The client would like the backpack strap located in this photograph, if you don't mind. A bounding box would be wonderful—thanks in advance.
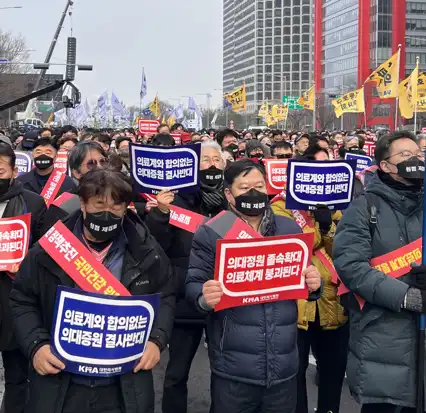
[365,193,378,239]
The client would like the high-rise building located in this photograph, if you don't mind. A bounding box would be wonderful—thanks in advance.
[223,0,313,113]
[314,0,426,129]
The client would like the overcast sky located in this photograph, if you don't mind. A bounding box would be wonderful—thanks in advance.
[2,0,223,108]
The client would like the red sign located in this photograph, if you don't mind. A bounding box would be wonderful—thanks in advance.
[171,133,182,145]
[138,119,160,136]
[40,222,131,297]
[54,149,69,175]
[422,127,426,134]
[213,232,314,311]
[0,214,31,272]
[52,192,75,208]
[263,159,288,195]
[363,141,376,158]
[40,171,66,207]
[169,205,207,233]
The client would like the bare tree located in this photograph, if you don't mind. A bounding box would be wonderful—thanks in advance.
[287,110,306,130]
[0,29,32,74]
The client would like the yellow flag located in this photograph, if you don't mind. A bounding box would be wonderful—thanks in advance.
[224,84,247,112]
[167,115,176,127]
[332,88,365,118]
[47,112,54,124]
[149,95,160,118]
[298,86,315,110]
[258,102,269,118]
[417,73,426,112]
[271,105,289,121]
[265,112,276,127]
[367,50,400,98]
[398,61,419,119]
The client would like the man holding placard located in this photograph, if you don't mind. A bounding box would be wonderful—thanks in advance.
[0,143,46,413]
[10,169,176,413]
[186,159,321,413]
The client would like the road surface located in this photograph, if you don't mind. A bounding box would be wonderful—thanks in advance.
[0,345,360,412]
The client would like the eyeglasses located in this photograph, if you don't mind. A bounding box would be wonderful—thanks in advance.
[386,150,425,160]
[84,158,109,170]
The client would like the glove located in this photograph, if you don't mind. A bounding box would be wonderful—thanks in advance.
[409,264,426,290]
[404,287,426,313]
[312,204,332,234]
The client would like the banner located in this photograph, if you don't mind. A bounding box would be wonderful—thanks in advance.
[51,286,159,377]
[223,84,247,112]
[332,87,365,118]
[345,153,372,173]
[54,149,69,175]
[138,120,160,136]
[285,160,356,211]
[130,143,201,194]
[40,222,131,297]
[0,214,31,272]
[14,151,32,176]
[40,171,66,207]
[263,159,288,195]
[213,233,314,311]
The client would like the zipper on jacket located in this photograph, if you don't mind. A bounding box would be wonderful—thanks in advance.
[220,316,227,352]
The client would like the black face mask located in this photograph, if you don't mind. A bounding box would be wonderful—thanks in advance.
[200,165,223,187]
[0,178,11,196]
[238,150,246,157]
[249,153,264,160]
[276,154,292,159]
[395,157,425,182]
[84,211,123,241]
[226,143,238,154]
[233,188,269,216]
[34,154,54,170]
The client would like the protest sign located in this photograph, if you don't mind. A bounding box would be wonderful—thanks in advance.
[14,151,32,176]
[51,286,159,377]
[40,222,131,297]
[40,171,66,207]
[138,120,160,136]
[285,160,356,211]
[263,159,288,195]
[171,133,182,145]
[363,141,376,158]
[214,232,313,311]
[0,214,31,272]
[345,153,372,173]
[54,149,70,175]
[130,143,201,194]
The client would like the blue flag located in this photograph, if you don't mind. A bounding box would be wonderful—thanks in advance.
[51,286,159,377]
[285,159,356,211]
[129,143,201,194]
[14,151,33,176]
[344,153,372,174]
[142,108,152,116]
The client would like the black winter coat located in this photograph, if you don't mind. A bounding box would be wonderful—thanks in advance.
[10,210,176,413]
[145,191,227,324]
[0,181,46,350]
[17,169,77,197]
[186,212,309,387]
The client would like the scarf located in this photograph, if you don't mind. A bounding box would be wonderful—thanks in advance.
[0,180,26,218]
[378,170,423,198]
[200,181,226,214]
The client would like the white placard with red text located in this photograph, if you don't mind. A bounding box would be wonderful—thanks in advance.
[0,214,31,272]
[213,232,314,311]
[138,120,160,136]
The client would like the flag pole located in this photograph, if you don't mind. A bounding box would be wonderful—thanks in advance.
[395,44,402,131]
[414,56,420,133]
[363,86,367,128]
[312,82,316,131]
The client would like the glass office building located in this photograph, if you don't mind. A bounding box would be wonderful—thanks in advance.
[223,0,313,112]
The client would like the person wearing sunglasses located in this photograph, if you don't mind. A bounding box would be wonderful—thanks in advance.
[271,141,293,159]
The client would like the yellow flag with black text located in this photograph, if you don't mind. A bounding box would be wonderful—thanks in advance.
[367,50,400,99]
[258,102,269,118]
[224,84,247,112]
[398,62,419,119]
[271,104,289,121]
[417,72,426,112]
[297,86,315,111]
[331,88,365,118]
[149,95,160,118]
